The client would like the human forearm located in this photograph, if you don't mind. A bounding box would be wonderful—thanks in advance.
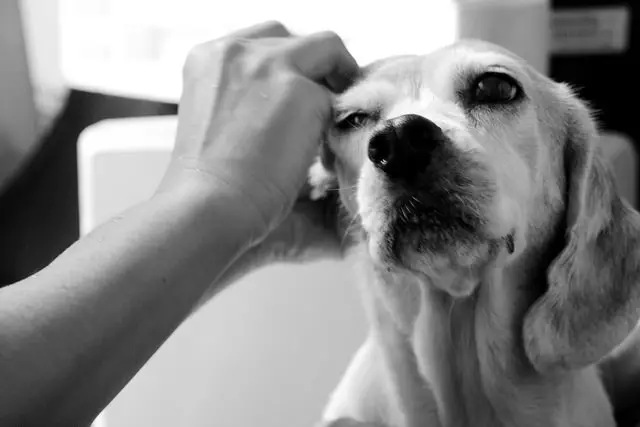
[0,185,250,425]
[0,20,358,425]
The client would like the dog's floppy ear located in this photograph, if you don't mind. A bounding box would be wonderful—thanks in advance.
[523,85,640,373]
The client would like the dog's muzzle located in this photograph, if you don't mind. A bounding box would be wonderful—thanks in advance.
[364,113,509,256]
[368,114,447,182]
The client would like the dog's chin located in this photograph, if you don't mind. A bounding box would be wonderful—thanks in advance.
[366,221,511,299]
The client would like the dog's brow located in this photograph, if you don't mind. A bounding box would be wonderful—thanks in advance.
[335,85,386,113]
[485,64,518,76]
[410,74,422,99]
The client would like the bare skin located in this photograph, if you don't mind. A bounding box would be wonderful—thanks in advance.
[0,21,370,426]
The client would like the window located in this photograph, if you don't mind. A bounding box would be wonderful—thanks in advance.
[59,0,457,102]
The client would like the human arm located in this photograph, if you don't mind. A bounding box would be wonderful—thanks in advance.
[0,182,249,425]
[0,21,357,426]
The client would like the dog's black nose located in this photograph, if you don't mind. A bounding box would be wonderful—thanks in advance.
[368,114,446,180]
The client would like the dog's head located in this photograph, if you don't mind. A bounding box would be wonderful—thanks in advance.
[312,41,556,295]
[310,40,640,373]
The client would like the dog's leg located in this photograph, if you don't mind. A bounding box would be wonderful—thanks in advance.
[321,337,389,426]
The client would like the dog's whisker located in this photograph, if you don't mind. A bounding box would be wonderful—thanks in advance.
[322,184,359,193]
[340,214,362,249]
[319,41,628,427]
[448,298,457,345]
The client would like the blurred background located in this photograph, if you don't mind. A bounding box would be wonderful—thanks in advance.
[0,0,637,426]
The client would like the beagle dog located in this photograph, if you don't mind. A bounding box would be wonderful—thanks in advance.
[309,40,640,427]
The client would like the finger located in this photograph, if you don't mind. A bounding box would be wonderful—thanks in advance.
[286,31,359,93]
[230,20,291,40]
[187,22,291,65]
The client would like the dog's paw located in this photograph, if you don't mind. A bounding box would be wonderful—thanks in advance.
[308,158,337,201]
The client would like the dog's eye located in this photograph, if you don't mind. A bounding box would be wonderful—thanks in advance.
[335,111,371,131]
[473,73,520,104]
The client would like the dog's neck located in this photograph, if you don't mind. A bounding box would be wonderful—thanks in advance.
[413,260,544,427]
[414,285,496,426]
[362,237,567,427]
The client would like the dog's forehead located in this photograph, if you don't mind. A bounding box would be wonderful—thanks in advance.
[337,42,530,110]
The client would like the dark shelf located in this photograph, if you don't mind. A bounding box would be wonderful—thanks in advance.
[0,90,177,286]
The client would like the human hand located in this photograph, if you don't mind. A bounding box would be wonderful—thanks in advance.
[158,21,358,250]
[205,184,355,301]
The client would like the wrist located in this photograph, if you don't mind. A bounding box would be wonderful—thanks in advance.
[155,182,280,307]
[156,158,290,241]
[153,178,262,262]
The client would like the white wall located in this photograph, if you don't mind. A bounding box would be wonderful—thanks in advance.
[20,0,67,134]
[104,262,366,427]
[0,0,66,192]
[0,0,38,191]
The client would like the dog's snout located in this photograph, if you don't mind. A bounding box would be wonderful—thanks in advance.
[368,114,445,180]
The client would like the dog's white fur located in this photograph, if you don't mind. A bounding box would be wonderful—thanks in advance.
[310,41,640,427]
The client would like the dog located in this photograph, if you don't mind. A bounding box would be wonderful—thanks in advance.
[308,40,640,427]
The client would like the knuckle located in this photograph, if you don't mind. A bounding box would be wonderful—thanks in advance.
[247,52,277,78]
[183,37,246,76]
[283,73,312,92]
[261,20,288,34]
[216,37,246,57]
[183,42,210,70]
[315,30,343,45]
[284,74,330,108]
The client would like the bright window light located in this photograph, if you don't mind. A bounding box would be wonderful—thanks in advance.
[59,0,457,102]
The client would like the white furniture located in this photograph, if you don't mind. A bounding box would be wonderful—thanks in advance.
[78,116,367,427]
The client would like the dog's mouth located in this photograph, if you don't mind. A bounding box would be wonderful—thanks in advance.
[358,166,516,297]
[327,112,521,296]
[367,197,514,297]
[391,192,484,248]
[382,188,506,253]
